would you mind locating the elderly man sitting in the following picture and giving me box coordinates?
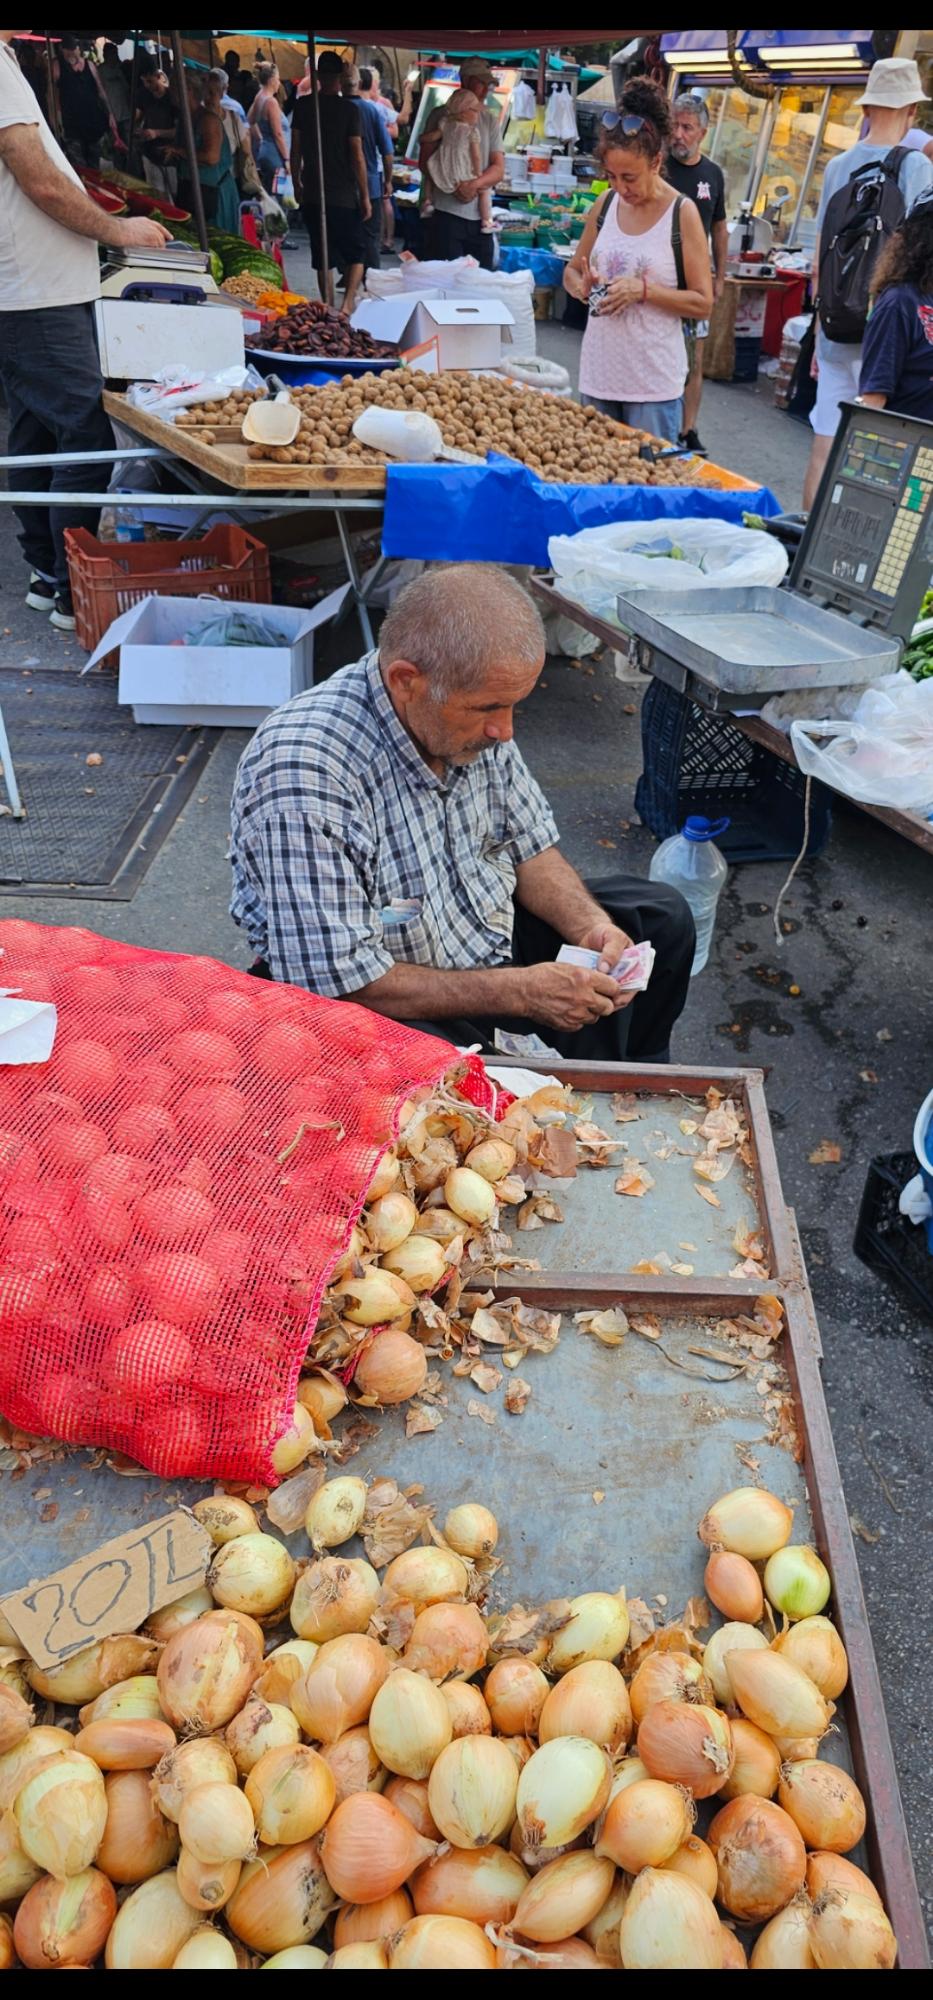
[230,567,694,1061]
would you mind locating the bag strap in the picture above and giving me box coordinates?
[594,189,614,237]
[670,194,686,292]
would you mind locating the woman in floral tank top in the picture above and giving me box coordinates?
[564,79,712,443]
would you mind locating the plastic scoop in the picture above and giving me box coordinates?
[242,390,299,447]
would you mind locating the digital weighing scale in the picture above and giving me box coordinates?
[99,241,219,299]
[96,243,243,382]
[617,403,933,713]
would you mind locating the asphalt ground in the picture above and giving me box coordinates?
[0,260,930,1938]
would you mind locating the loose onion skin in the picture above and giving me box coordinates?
[619,1868,723,1970]
[629,1650,712,1726]
[595,1778,693,1873]
[97,1769,179,1884]
[389,1913,497,1971]
[484,1659,549,1737]
[411,1846,528,1926]
[809,1889,897,1970]
[773,1616,849,1700]
[428,1736,518,1849]
[538,1660,632,1753]
[698,1487,793,1562]
[704,1550,764,1625]
[319,1793,437,1903]
[333,1889,414,1948]
[516,1737,612,1851]
[13,1867,117,1969]
[226,1841,336,1953]
[806,1849,882,1908]
[708,1795,807,1922]
[156,1614,262,1735]
[727,1648,831,1742]
[718,1717,782,1802]
[637,1700,734,1798]
[508,1850,615,1945]
[750,1895,819,1968]
[0,1683,32,1756]
[778,1759,866,1853]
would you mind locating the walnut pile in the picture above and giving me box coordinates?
[246,370,696,484]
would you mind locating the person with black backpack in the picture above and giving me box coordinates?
[803,57,933,509]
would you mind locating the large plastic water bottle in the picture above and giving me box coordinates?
[649,816,730,977]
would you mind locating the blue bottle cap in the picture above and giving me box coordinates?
[683,816,730,842]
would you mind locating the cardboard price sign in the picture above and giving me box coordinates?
[0,1510,211,1670]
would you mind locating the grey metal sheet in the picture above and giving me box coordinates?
[616,583,898,692]
[521,1086,762,1278]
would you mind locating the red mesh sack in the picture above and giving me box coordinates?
[0,920,457,1484]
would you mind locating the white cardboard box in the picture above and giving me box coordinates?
[81,586,349,727]
[95,297,245,382]
[352,292,514,371]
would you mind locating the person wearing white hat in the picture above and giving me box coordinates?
[803,56,933,509]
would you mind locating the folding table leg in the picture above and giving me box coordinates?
[0,704,25,819]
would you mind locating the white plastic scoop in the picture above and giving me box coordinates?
[242,389,300,447]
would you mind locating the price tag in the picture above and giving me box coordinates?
[0,1510,212,1669]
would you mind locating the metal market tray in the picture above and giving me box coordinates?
[617,583,899,695]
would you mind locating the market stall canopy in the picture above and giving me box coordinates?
[247,30,649,51]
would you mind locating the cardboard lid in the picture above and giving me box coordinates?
[414,297,515,328]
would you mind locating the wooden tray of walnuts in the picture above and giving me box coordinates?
[104,379,746,494]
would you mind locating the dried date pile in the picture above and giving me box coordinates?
[247,300,395,360]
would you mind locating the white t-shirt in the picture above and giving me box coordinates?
[0,40,100,311]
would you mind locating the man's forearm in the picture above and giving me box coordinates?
[515,848,607,944]
[476,150,504,192]
[712,219,728,280]
[352,960,527,1022]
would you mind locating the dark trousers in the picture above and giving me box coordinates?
[0,302,114,591]
[427,207,495,271]
[250,874,694,1065]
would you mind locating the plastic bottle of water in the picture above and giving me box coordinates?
[649,816,730,977]
[114,508,145,544]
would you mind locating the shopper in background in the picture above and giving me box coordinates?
[16,39,48,120]
[291,50,369,317]
[419,56,504,269]
[248,60,289,193]
[195,68,242,232]
[858,195,933,420]
[0,31,168,628]
[224,50,258,117]
[565,79,712,443]
[230,565,694,1063]
[98,41,131,147]
[343,64,393,277]
[359,66,396,247]
[135,64,177,199]
[803,56,933,510]
[664,91,727,452]
[55,35,117,169]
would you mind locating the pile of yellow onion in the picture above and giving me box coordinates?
[312,1079,568,1403]
[0,1477,896,1970]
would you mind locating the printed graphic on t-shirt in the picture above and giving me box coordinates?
[918,302,933,345]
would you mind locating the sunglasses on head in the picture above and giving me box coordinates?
[601,111,649,134]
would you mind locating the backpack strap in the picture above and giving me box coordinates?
[594,188,614,237]
[883,144,910,180]
[670,195,686,292]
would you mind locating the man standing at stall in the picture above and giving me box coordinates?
[664,92,727,454]
[291,49,369,317]
[419,56,504,268]
[0,31,169,628]
[230,566,694,1063]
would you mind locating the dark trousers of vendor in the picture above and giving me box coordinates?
[249,875,694,1064]
[0,301,114,595]
[427,206,495,272]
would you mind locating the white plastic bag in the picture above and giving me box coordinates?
[548,517,788,620]
[790,671,933,812]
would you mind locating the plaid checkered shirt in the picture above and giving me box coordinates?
[229,649,559,997]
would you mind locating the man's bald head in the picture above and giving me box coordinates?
[378,565,546,767]
[380,563,545,702]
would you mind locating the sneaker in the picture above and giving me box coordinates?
[25,572,56,612]
[50,589,77,632]
[679,428,706,454]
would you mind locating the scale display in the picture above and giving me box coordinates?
[792,403,933,639]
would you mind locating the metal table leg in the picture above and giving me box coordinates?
[0,705,25,819]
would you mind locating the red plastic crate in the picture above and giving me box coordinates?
[65,526,272,654]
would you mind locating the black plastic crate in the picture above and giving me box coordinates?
[635,678,833,864]
[854,1151,933,1320]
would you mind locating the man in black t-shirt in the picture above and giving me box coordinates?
[664,94,728,452]
[291,50,370,315]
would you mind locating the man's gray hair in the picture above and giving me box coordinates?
[674,91,709,130]
[379,563,545,702]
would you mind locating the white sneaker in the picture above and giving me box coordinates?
[25,572,56,612]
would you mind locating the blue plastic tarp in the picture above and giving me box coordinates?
[382,456,781,568]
